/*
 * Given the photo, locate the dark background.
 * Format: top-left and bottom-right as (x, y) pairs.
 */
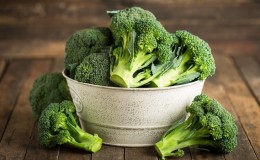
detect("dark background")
(0, 0), (259, 59)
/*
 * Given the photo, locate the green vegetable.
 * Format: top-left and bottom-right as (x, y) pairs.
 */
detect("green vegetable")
(108, 7), (173, 88)
(155, 94), (238, 159)
(38, 100), (102, 153)
(64, 27), (113, 77)
(150, 30), (216, 87)
(74, 52), (113, 86)
(29, 73), (72, 119)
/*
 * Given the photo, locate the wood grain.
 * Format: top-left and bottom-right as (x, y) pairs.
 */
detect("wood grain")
(24, 125), (60, 160)
(58, 147), (91, 160)
(203, 81), (258, 160)
(92, 145), (124, 160)
(213, 55), (260, 158)
(0, 60), (33, 140)
(52, 58), (65, 72)
(0, 3), (259, 41)
(0, 40), (65, 59)
(233, 55), (260, 104)
(0, 59), (7, 80)
(0, 60), (52, 159)
(125, 147), (158, 160)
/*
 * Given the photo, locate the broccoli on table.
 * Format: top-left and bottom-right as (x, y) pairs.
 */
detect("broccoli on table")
(38, 100), (102, 153)
(155, 94), (238, 159)
(150, 30), (216, 87)
(29, 72), (72, 119)
(74, 52), (113, 86)
(64, 27), (113, 77)
(108, 7), (173, 88)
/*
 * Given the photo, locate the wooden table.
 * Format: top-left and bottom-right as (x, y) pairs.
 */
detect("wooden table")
(0, 0), (259, 160)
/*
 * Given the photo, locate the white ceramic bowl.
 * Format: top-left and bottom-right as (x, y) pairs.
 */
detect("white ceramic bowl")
(63, 70), (205, 147)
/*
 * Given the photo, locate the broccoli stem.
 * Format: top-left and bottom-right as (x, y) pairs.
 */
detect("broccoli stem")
(65, 115), (103, 153)
(65, 134), (102, 153)
(110, 50), (157, 88)
(155, 116), (217, 158)
(150, 48), (200, 87)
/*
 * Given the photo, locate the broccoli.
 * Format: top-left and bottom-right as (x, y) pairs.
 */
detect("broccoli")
(150, 30), (216, 87)
(38, 100), (102, 153)
(29, 72), (72, 119)
(108, 7), (173, 88)
(64, 27), (113, 77)
(155, 94), (238, 159)
(74, 52), (113, 86)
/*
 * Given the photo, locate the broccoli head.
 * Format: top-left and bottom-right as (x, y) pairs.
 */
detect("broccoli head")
(108, 7), (173, 88)
(150, 30), (216, 87)
(29, 72), (72, 119)
(38, 100), (102, 153)
(74, 52), (113, 86)
(155, 94), (238, 159)
(64, 27), (113, 77)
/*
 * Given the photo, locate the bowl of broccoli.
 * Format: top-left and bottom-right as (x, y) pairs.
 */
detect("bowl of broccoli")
(63, 70), (205, 147)
(62, 7), (216, 147)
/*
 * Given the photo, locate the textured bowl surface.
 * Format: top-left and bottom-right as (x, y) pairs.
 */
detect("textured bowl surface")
(63, 71), (205, 147)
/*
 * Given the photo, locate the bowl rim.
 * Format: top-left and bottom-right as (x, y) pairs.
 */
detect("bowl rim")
(62, 69), (205, 91)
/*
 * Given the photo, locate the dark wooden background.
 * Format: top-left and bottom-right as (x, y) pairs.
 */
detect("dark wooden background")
(0, 0), (259, 160)
(0, 0), (259, 58)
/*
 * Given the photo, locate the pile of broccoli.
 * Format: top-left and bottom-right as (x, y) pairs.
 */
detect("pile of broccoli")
(29, 73), (103, 153)
(38, 101), (102, 153)
(28, 6), (238, 157)
(64, 7), (215, 88)
(155, 94), (238, 159)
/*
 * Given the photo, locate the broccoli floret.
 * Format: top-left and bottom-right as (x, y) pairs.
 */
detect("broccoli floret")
(155, 94), (238, 159)
(150, 30), (216, 87)
(74, 52), (113, 86)
(108, 7), (173, 88)
(64, 27), (113, 77)
(29, 73), (72, 119)
(38, 101), (102, 153)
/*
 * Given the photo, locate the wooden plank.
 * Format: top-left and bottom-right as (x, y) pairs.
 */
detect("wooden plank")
(0, 40), (259, 59)
(209, 40), (260, 56)
(0, 59), (7, 81)
(190, 149), (224, 160)
(91, 145), (124, 160)
(212, 55), (260, 158)
(52, 58), (65, 72)
(0, 60), (33, 140)
(58, 147), (91, 160)
(203, 81), (258, 160)
(1, 4), (259, 21)
(233, 55), (260, 104)
(125, 147), (158, 160)
(125, 0), (256, 6)
(0, 0), (256, 6)
(0, 17), (259, 42)
(24, 126), (60, 160)
(0, 3), (259, 41)
(0, 40), (65, 59)
(0, 59), (52, 159)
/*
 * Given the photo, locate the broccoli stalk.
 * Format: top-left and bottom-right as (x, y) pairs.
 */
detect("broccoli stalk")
(38, 101), (102, 153)
(108, 7), (173, 88)
(150, 31), (216, 87)
(155, 94), (238, 159)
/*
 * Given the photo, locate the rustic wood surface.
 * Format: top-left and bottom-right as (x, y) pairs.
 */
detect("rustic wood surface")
(0, 0), (259, 159)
